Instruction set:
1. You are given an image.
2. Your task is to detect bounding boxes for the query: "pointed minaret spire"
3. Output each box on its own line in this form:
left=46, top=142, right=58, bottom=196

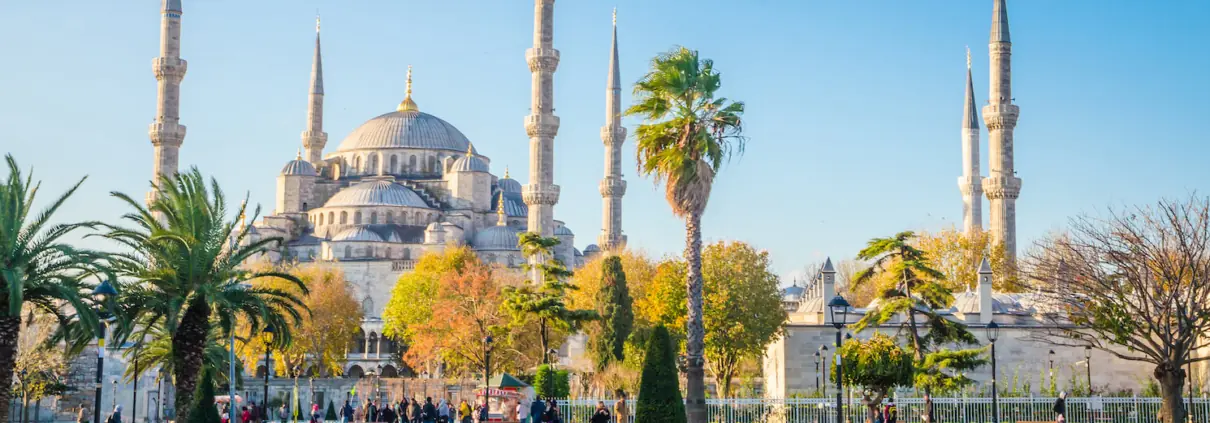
left=982, top=0, right=1022, bottom=261
left=497, top=193, right=508, bottom=226
left=147, top=0, right=188, bottom=207
left=959, top=47, right=983, bottom=235
left=598, top=7, right=628, bottom=252
left=397, top=66, right=419, bottom=112
left=301, top=15, right=328, bottom=166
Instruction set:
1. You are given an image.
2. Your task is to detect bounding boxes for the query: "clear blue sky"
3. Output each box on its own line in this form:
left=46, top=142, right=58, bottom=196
left=2, top=1, right=1207, bottom=282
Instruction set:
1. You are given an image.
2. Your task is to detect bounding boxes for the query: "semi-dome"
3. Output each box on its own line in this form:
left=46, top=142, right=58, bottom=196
left=335, top=110, right=476, bottom=154
left=324, top=180, right=431, bottom=208
left=450, top=154, right=489, bottom=173
left=781, top=285, right=805, bottom=302
left=498, top=178, right=522, bottom=193
left=332, top=226, right=384, bottom=242
left=281, top=158, right=317, bottom=176
left=473, top=226, right=521, bottom=251
left=584, top=244, right=601, bottom=254
left=554, top=225, right=574, bottom=236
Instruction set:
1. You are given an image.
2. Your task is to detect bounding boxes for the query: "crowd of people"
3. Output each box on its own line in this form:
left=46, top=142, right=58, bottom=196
left=214, top=393, right=635, bottom=423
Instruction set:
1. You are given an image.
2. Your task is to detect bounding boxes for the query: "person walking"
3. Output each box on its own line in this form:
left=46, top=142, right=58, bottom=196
left=884, top=397, right=897, bottom=423
left=437, top=398, right=450, bottom=423
left=474, top=402, right=488, bottom=423
left=421, top=398, right=437, bottom=423
left=77, top=406, right=89, bottom=423
left=280, top=403, right=290, bottom=423
left=516, top=398, right=529, bottom=423
left=590, top=401, right=611, bottom=423
left=410, top=399, right=422, bottom=423
left=612, top=391, right=629, bottom=423
left=921, top=395, right=934, bottom=423
left=529, top=399, right=545, bottom=423
left=1053, top=391, right=1067, bottom=423
left=457, top=399, right=472, bottom=423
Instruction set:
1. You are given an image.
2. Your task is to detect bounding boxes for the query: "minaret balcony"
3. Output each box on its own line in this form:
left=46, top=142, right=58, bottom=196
left=522, top=184, right=560, bottom=205
left=981, top=104, right=1019, bottom=129
left=600, top=125, right=627, bottom=144
left=526, top=48, right=561, bottom=72
left=599, top=178, right=627, bottom=197
left=980, top=176, right=1022, bottom=200
left=524, top=115, right=561, bottom=138
left=152, top=57, right=187, bottom=82
left=148, top=122, right=186, bottom=146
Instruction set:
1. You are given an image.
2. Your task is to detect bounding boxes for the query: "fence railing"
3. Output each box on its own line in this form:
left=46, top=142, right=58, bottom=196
left=557, top=397, right=1210, bottom=423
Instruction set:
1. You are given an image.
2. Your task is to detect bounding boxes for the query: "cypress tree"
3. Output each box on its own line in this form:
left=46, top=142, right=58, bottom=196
left=186, top=367, right=221, bottom=423
left=325, top=400, right=337, bottom=421
left=591, top=255, right=635, bottom=370
left=634, top=325, right=686, bottom=423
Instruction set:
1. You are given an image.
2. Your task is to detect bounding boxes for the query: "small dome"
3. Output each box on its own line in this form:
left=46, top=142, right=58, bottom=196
left=450, top=154, right=489, bottom=173
left=473, top=226, right=521, bottom=251
left=323, top=180, right=431, bottom=208
left=281, top=159, right=317, bottom=176
left=781, top=285, right=805, bottom=302
left=498, top=177, right=522, bottom=193
left=584, top=244, right=601, bottom=253
left=332, top=226, right=384, bottom=242
left=554, top=226, right=574, bottom=236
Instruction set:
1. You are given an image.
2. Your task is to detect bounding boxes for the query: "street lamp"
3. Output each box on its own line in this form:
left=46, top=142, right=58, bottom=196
left=229, top=283, right=251, bottom=423
left=483, top=336, right=494, bottom=409
left=375, top=364, right=383, bottom=405
left=1084, top=346, right=1093, bottom=394
left=92, top=279, right=118, bottom=423
left=291, top=366, right=301, bottom=423
left=820, top=345, right=829, bottom=397
left=261, top=325, right=275, bottom=420
left=827, top=295, right=850, bottom=423
left=986, top=322, right=1000, bottom=423
left=813, top=351, right=821, bottom=393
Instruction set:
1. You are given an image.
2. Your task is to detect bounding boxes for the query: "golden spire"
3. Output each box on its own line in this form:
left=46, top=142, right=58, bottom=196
left=295, top=148, right=302, bottom=160
left=504, top=166, right=510, bottom=179
left=397, top=65, right=419, bottom=112
left=497, top=193, right=507, bottom=226
left=466, top=142, right=474, bottom=156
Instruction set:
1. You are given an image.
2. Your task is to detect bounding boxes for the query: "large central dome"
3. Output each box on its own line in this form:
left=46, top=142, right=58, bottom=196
left=335, top=110, right=476, bottom=153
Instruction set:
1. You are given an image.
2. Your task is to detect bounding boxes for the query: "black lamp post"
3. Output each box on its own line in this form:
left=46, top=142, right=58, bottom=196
left=827, top=295, right=850, bottom=423
left=1048, top=350, right=1055, bottom=377
left=813, top=351, right=821, bottom=393
left=819, top=345, right=829, bottom=397
left=483, top=336, right=494, bottom=409
left=261, top=325, right=274, bottom=420
left=1084, top=346, right=1093, bottom=394
left=92, top=280, right=118, bottom=423
left=375, top=364, right=383, bottom=405
left=986, top=322, right=1000, bottom=423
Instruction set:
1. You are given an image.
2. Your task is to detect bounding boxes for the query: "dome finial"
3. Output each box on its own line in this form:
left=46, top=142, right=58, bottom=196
left=966, top=45, right=971, bottom=69
left=466, top=141, right=474, bottom=157
left=397, top=65, right=419, bottom=112
left=497, top=194, right=507, bottom=226
left=504, top=166, right=510, bottom=179
left=296, top=148, right=302, bottom=160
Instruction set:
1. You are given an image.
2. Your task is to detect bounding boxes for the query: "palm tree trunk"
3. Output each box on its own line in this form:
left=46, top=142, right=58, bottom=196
left=172, top=296, right=211, bottom=418
left=0, top=316, right=21, bottom=423
left=684, top=212, right=707, bottom=423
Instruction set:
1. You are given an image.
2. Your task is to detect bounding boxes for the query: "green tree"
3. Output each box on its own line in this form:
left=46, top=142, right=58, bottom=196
left=913, top=229, right=1017, bottom=292
left=503, top=233, right=595, bottom=365
left=837, top=334, right=914, bottom=423
left=626, top=46, right=745, bottom=423
left=590, top=256, right=634, bottom=370
left=0, top=155, right=103, bottom=422
left=634, top=325, right=686, bottom=423
left=121, top=324, right=243, bottom=387
left=100, top=169, right=308, bottom=415
left=382, top=246, right=479, bottom=343
left=533, top=364, right=570, bottom=398
left=325, top=401, right=337, bottom=421
left=850, top=231, right=985, bottom=394
left=187, top=367, right=221, bottom=423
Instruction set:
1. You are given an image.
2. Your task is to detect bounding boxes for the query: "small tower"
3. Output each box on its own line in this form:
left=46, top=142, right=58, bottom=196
left=446, top=142, right=492, bottom=212
left=598, top=8, right=628, bottom=253
left=148, top=0, right=188, bottom=206
left=277, top=149, right=318, bottom=215
left=959, top=47, right=984, bottom=235
left=302, top=16, right=328, bottom=166
left=981, top=0, right=1023, bottom=260
left=978, top=257, right=994, bottom=323
left=820, top=257, right=836, bottom=323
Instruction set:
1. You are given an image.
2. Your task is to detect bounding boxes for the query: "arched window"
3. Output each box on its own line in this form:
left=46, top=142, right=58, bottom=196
left=408, top=155, right=417, bottom=173
left=354, top=211, right=362, bottom=224
left=386, top=212, right=394, bottom=224
left=390, top=155, right=399, bottom=174
left=362, top=297, right=374, bottom=315
left=352, top=156, right=362, bottom=174
left=346, top=365, right=364, bottom=379
left=329, top=212, right=335, bottom=224
left=368, top=154, right=379, bottom=175
left=368, top=332, right=379, bottom=355
left=351, top=329, right=365, bottom=354
left=339, top=211, right=348, bottom=224
left=402, top=249, right=411, bottom=260
left=318, top=214, right=324, bottom=225
left=344, top=246, right=352, bottom=258
left=428, top=156, right=439, bottom=173
left=385, top=247, right=392, bottom=258
left=370, top=212, right=378, bottom=224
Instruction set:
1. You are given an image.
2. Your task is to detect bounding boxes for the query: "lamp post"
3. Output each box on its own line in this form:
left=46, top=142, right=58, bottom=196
left=483, top=336, right=494, bottom=409
left=261, top=325, right=275, bottom=421
left=820, top=345, right=829, bottom=398
left=1084, top=346, right=1093, bottom=394
left=986, top=322, right=1000, bottom=423
left=813, top=351, right=821, bottom=393
left=827, top=295, right=850, bottom=423
left=92, top=280, right=118, bottom=423
left=292, top=366, right=300, bottom=423
left=843, top=332, right=852, bottom=418
left=1048, top=349, right=1056, bottom=394
left=229, top=283, right=251, bottom=423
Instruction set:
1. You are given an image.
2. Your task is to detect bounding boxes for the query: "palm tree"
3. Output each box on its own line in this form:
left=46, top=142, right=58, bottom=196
left=98, top=168, right=307, bottom=414
left=625, top=46, right=745, bottom=422
left=0, top=155, right=103, bottom=422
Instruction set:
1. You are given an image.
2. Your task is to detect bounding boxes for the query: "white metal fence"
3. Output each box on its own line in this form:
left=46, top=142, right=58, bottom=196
left=557, top=397, right=1210, bottom=423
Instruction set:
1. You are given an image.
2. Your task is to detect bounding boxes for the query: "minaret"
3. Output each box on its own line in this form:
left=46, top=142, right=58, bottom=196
left=147, top=0, right=187, bottom=204
left=959, top=47, right=983, bottom=236
left=302, top=16, right=328, bottom=166
left=981, top=0, right=1022, bottom=260
left=523, top=0, right=561, bottom=238
left=598, top=9, right=627, bottom=252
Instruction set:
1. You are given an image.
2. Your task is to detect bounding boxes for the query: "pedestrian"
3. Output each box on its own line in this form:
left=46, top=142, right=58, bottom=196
left=475, top=402, right=488, bottom=423
left=457, top=399, right=472, bottom=423
left=517, top=398, right=529, bottom=423
left=438, top=398, right=450, bottom=423
left=1053, top=391, right=1067, bottom=423
left=529, top=399, right=545, bottom=423
left=368, top=400, right=380, bottom=423
left=221, top=405, right=229, bottom=423
left=922, top=395, right=934, bottom=423
left=612, top=391, right=629, bottom=423
left=422, top=397, right=437, bottom=423
left=342, top=401, right=355, bottom=423
left=410, top=399, right=422, bottom=423
left=77, top=406, right=89, bottom=423
left=590, top=401, right=611, bottom=423
left=884, top=397, right=897, bottom=423
left=280, top=404, right=289, bottom=423
left=874, top=405, right=885, bottom=423
left=244, top=406, right=253, bottom=423
left=541, top=400, right=556, bottom=423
